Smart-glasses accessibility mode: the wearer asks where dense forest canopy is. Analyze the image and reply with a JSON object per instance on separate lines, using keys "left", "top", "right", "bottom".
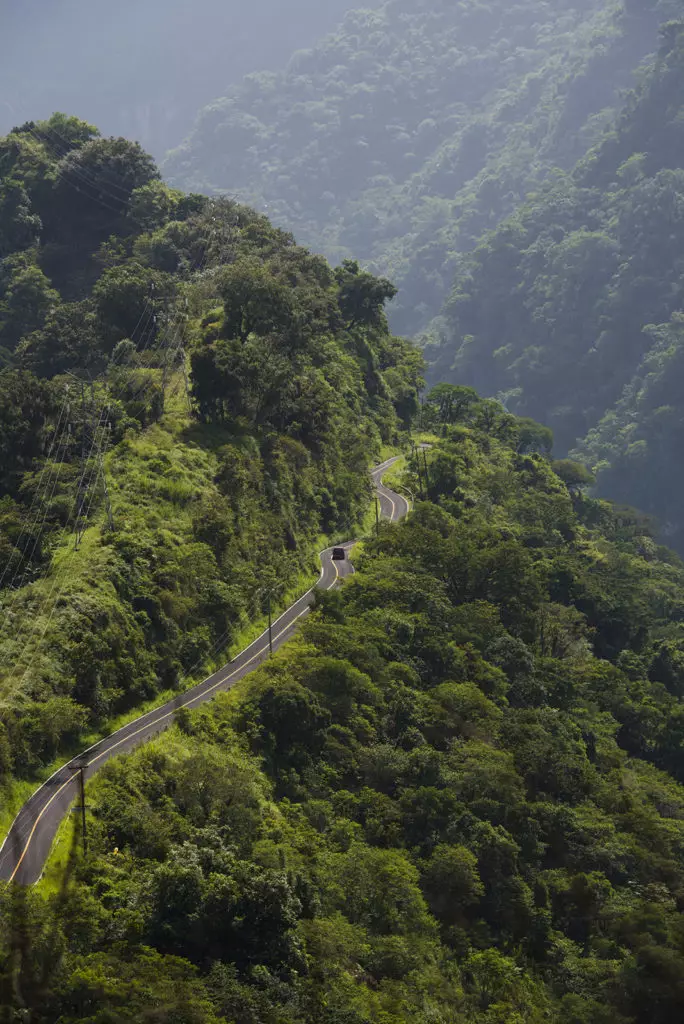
{"left": 7, "top": 0, "right": 684, "bottom": 1017}
{"left": 7, "top": 395, "right": 684, "bottom": 1022}
{"left": 0, "top": 0, "right": 380, "bottom": 156}
{"left": 165, "top": 0, "right": 671, "bottom": 337}
{"left": 0, "top": 112, "right": 421, "bottom": 785}
{"left": 427, "top": 14, "right": 684, "bottom": 551}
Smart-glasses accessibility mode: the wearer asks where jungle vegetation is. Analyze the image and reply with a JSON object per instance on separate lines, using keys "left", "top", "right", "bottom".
{"left": 428, "top": 14, "right": 684, "bottom": 552}
{"left": 0, "top": 113, "right": 421, "bottom": 790}
{"left": 5, "top": 391, "right": 684, "bottom": 1022}
{"left": 165, "top": 0, "right": 672, "bottom": 337}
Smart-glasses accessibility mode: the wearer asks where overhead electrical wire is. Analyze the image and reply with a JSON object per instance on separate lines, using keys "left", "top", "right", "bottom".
{"left": 0, "top": 132, "right": 240, "bottom": 691}
{"left": 21, "top": 122, "right": 137, "bottom": 215}
{"left": 0, "top": 225, "right": 222, "bottom": 688}
{"left": 34, "top": 121, "right": 143, "bottom": 200}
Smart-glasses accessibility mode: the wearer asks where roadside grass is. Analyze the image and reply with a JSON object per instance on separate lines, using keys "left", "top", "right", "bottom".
{"left": 381, "top": 457, "right": 408, "bottom": 493}
{"left": 37, "top": 804, "right": 81, "bottom": 898}
{"left": 1, "top": 440, "right": 403, "bottom": 849}
{"left": 413, "top": 430, "right": 440, "bottom": 445}
{"left": 0, "top": 778, "right": 42, "bottom": 842}
{"left": 36, "top": 448, "right": 409, "bottom": 883}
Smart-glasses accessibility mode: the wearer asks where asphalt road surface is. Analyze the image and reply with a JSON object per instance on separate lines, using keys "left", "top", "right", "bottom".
{"left": 0, "top": 455, "right": 410, "bottom": 885}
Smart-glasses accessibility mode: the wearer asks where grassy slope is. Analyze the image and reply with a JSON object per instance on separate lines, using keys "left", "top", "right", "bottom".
{"left": 34, "top": 417, "right": 684, "bottom": 1022}
{"left": 0, "top": 386, "right": 402, "bottom": 845}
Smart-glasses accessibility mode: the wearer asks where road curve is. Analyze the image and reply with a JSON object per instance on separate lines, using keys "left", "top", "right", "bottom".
{"left": 0, "top": 456, "right": 409, "bottom": 885}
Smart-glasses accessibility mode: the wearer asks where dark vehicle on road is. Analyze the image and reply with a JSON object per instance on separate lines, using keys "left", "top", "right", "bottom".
{"left": 332, "top": 547, "right": 346, "bottom": 560}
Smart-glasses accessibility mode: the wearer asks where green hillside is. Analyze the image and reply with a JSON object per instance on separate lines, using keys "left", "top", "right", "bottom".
{"left": 8, "top": 395, "right": 684, "bottom": 1022}
{"left": 0, "top": 114, "right": 421, "bottom": 792}
{"left": 164, "top": 0, "right": 669, "bottom": 337}
{"left": 427, "top": 16, "right": 684, "bottom": 550}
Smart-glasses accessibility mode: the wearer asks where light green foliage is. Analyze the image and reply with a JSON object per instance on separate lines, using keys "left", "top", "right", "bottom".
{"left": 0, "top": 117, "right": 422, "bottom": 789}
{"left": 9, "top": 394, "right": 684, "bottom": 1022}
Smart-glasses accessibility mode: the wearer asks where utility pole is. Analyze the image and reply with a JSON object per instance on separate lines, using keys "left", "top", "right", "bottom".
{"left": 375, "top": 495, "right": 380, "bottom": 536}
{"left": 262, "top": 576, "right": 282, "bottom": 657}
{"left": 68, "top": 763, "right": 88, "bottom": 857}
{"left": 423, "top": 449, "right": 430, "bottom": 496}
{"left": 267, "top": 588, "right": 273, "bottom": 656}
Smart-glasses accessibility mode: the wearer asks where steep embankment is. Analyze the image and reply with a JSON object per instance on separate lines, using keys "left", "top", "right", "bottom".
{"left": 0, "top": 115, "right": 422, "bottom": 810}
{"left": 0, "top": 458, "right": 410, "bottom": 887}
{"left": 8, "top": 396, "right": 684, "bottom": 1024}
{"left": 165, "top": 0, "right": 667, "bottom": 336}
{"left": 427, "top": 15, "right": 684, "bottom": 549}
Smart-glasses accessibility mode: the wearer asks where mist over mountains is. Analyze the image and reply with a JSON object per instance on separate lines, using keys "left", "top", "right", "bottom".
{"left": 165, "top": 0, "right": 669, "bottom": 338}
{"left": 3, "top": 0, "right": 684, "bottom": 547}
{"left": 0, "top": 0, "right": 378, "bottom": 155}
{"left": 7, "top": 4, "right": 684, "bottom": 1021}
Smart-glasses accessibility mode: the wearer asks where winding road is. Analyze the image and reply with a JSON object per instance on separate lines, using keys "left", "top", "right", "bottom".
{"left": 0, "top": 456, "right": 410, "bottom": 885}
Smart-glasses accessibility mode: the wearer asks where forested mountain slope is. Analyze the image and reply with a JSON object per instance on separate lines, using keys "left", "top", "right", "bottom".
{"left": 8, "top": 396, "right": 684, "bottom": 1023}
{"left": 165, "top": 0, "right": 670, "bottom": 336}
{"left": 0, "top": 0, "right": 379, "bottom": 156}
{"left": 0, "top": 114, "right": 420, "bottom": 797}
{"left": 428, "top": 16, "right": 684, "bottom": 550}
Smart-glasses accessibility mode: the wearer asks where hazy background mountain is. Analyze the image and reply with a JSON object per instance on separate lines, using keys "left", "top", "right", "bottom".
{"left": 0, "top": 0, "right": 379, "bottom": 156}
{"left": 9, "top": 7, "right": 684, "bottom": 1020}
{"left": 161, "top": 0, "right": 684, "bottom": 550}
{"left": 426, "top": 14, "right": 684, "bottom": 549}
{"left": 165, "top": 0, "right": 670, "bottom": 338}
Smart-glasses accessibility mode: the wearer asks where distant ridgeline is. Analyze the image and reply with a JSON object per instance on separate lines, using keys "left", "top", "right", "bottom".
{"left": 8, "top": 393, "right": 684, "bottom": 1024}
{"left": 165, "top": 0, "right": 670, "bottom": 338}
{"left": 427, "top": 14, "right": 684, "bottom": 551}
{"left": 0, "top": 114, "right": 422, "bottom": 783}
{"left": 0, "top": 0, "right": 383, "bottom": 155}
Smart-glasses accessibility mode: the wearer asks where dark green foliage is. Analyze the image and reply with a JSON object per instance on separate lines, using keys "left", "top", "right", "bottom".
{"left": 0, "top": 370, "right": 55, "bottom": 497}
{"left": 553, "top": 459, "right": 597, "bottom": 492}
{"left": 92, "top": 262, "right": 173, "bottom": 349}
{"left": 429, "top": 18, "right": 684, "bottom": 550}
{"left": 0, "top": 115, "right": 422, "bottom": 789}
{"left": 334, "top": 260, "right": 397, "bottom": 332}
{"left": 0, "top": 256, "right": 59, "bottom": 350}
{"left": 166, "top": 0, "right": 667, "bottom": 337}
{"left": 0, "top": 178, "right": 41, "bottom": 257}
{"left": 16, "top": 301, "right": 103, "bottom": 378}
{"left": 9, "top": 402, "right": 684, "bottom": 1021}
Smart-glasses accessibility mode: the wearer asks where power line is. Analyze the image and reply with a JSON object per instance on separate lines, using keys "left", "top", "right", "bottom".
{"left": 35, "top": 122, "right": 139, "bottom": 201}
{"left": 0, "top": 200, "right": 232, "bottom": 694}
{"left": 20, "top": 122, "right": 136, "bottom": 215}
